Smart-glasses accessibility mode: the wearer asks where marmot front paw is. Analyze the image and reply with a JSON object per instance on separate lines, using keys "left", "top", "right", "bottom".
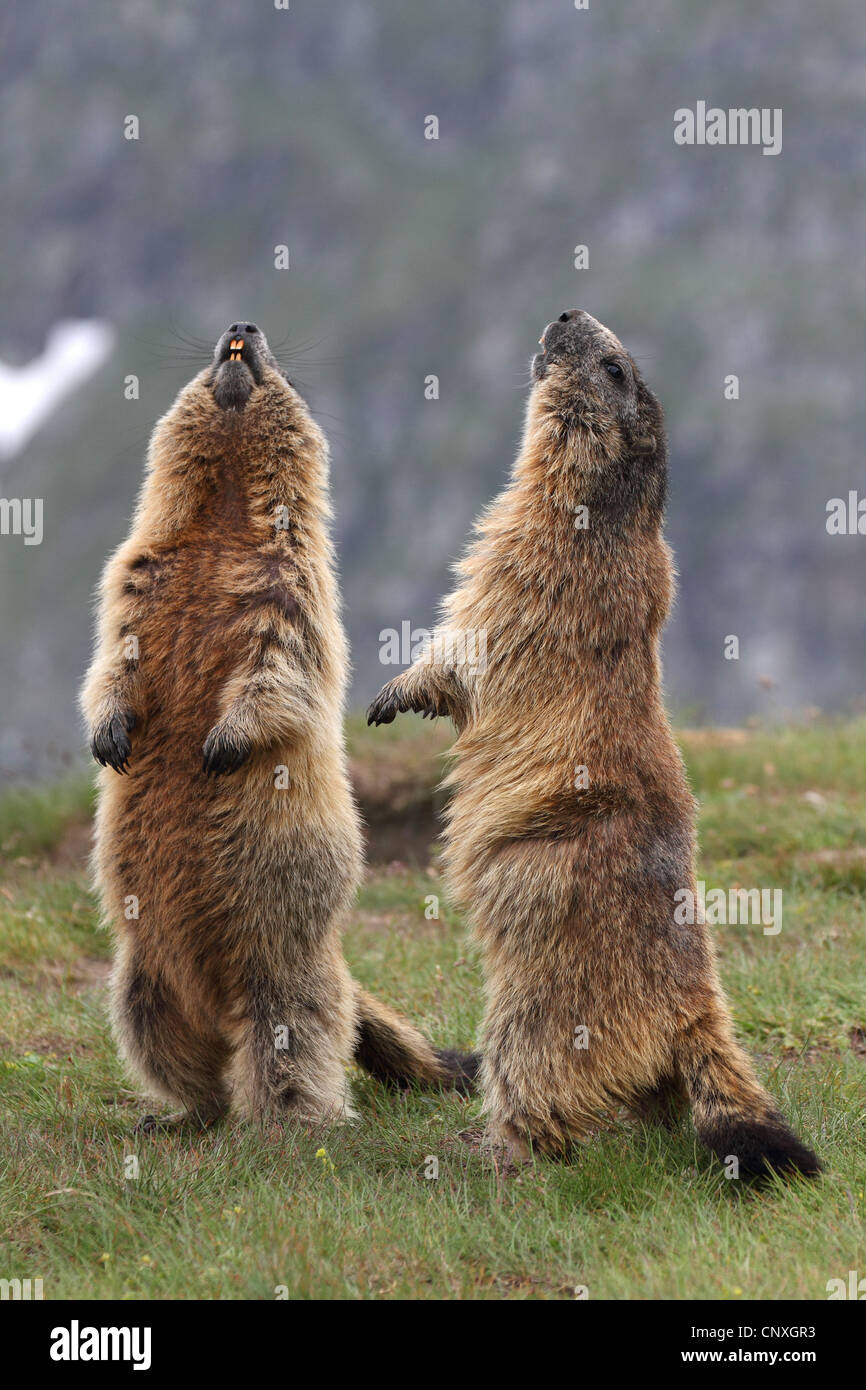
{"left": 91, "top": 712, "right": 135, "bottom": 774}
{"left": 367, "top": 683, "right": 447, "bottom": 725}
{"left": 201, "top": 724, "right": 252, "bottom": 776}
{"left": 366, "top": 685, "right": 402, "bottom": 726}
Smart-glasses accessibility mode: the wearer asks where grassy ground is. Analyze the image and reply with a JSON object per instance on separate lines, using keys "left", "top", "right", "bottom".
{"left": 0, "top": 719, "right": 864, "bottom": 1300}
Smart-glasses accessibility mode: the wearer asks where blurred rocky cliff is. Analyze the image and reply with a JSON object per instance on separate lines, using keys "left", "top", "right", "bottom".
{"left": 1, "top": 0, "right": 864, "bottom": 776}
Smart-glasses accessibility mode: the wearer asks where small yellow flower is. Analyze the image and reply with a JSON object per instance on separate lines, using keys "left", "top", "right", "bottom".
{"left": 316, "top": 1147, "right": 334, "bottom": 1172}
{"left": 139, "top": 1255, "right": 153, "bottom": 1267}
{"left": 98, "top": 1252, "right": 111, "bottom": 1264}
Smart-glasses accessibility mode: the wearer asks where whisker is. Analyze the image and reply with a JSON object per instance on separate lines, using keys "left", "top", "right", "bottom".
{"left": 166, "top": 318, "right": 214, "bottom": 352}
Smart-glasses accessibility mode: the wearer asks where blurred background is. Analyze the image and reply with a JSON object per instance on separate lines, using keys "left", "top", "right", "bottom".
{"left": 1, "top": 0, "right": 864, "bottom": 781}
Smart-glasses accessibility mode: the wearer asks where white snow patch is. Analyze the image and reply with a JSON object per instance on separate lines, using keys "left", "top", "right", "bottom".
{"left": 0, "top": 320, "right": 115, "bottom": 461}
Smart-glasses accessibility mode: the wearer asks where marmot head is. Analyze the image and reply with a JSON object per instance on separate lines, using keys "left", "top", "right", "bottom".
{"left": 530, "top": 309, "right": 667, "bottom": 517}
{"left": 146, "top": 324, "right": 329, "bottom": 520}
{"left": 208, "top": 321, "right": 286, "bottom": 412}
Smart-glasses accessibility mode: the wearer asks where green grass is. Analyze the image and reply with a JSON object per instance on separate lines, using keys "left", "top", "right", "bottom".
{"left": 0, "top": 771, "right": 94, "bottom": 863}
{"left": 1, "top": 720, "right": 865, "bottom": 1300}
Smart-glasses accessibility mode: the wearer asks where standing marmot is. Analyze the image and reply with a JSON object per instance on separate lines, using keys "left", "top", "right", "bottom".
{"left": 81, "top": 322, "right": 475, "bottom": 1128}
{"left": 368, "top": 310, "right": 820, "bottom": 1178}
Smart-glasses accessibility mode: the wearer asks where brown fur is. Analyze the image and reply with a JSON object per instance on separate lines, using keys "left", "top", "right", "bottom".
{"left": 81, "top": 326, "right": 475, "bottom": 1128}
{"left": 369, "top": 310, "right": 820, "bottom": 1179}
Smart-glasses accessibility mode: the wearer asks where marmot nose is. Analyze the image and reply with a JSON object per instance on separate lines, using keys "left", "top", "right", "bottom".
{"left": 539, "top": 309, "right": 586, "bottom": 347}
{"left": 540, "top": 310, "right": 581, "bottom": 349}
{"left": 227, "top": 322, "right": 259, "bottom": 337}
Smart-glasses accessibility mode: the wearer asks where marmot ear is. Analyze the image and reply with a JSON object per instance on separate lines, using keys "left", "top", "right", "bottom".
{"left": 634, "top": 434, "right": 656, "bottom": 455}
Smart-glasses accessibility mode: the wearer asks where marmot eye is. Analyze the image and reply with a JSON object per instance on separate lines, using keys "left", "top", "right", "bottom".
{"left": 604, "top": 361, "right": 624, "bottom": 379}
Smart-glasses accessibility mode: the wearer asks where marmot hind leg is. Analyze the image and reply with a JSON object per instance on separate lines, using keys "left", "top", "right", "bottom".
{"left": 629, "top": 1072, "right": 689, "bottom": 1130}
{"left": 676, "top": 1009, "right": 821, "bottom": 1179}
{"left": 112, "top": 945, "right": 231, "bottom": 1126}
{"left": 479, "top": 1004, "right": 597, "bottom": 1162}
{"left": 227, "top": 949, "right": 356, "bottom": 1126}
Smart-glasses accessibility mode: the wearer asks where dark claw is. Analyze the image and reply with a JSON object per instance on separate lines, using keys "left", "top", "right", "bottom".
{"left": 366, "top": 690, "right": 399, "bottom": 726}
{"left": 367, "top": 685, "right": 448, "bottom": 726}
{"left": 412, "top": 695, "right": 445, "bottom": 720}
{"left": 91, "top": 712, "right": 135, "bottom": 774}
{"left": 201, "top": 727, "right": 251, "bottom": 776}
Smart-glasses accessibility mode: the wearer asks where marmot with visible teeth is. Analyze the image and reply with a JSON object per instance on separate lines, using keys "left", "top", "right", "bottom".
{"left": 81, "top": 321, "right": 476, "bottom": 1128}
{"left": 368, "top": 310, "right": 820, "bottom": 1179}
